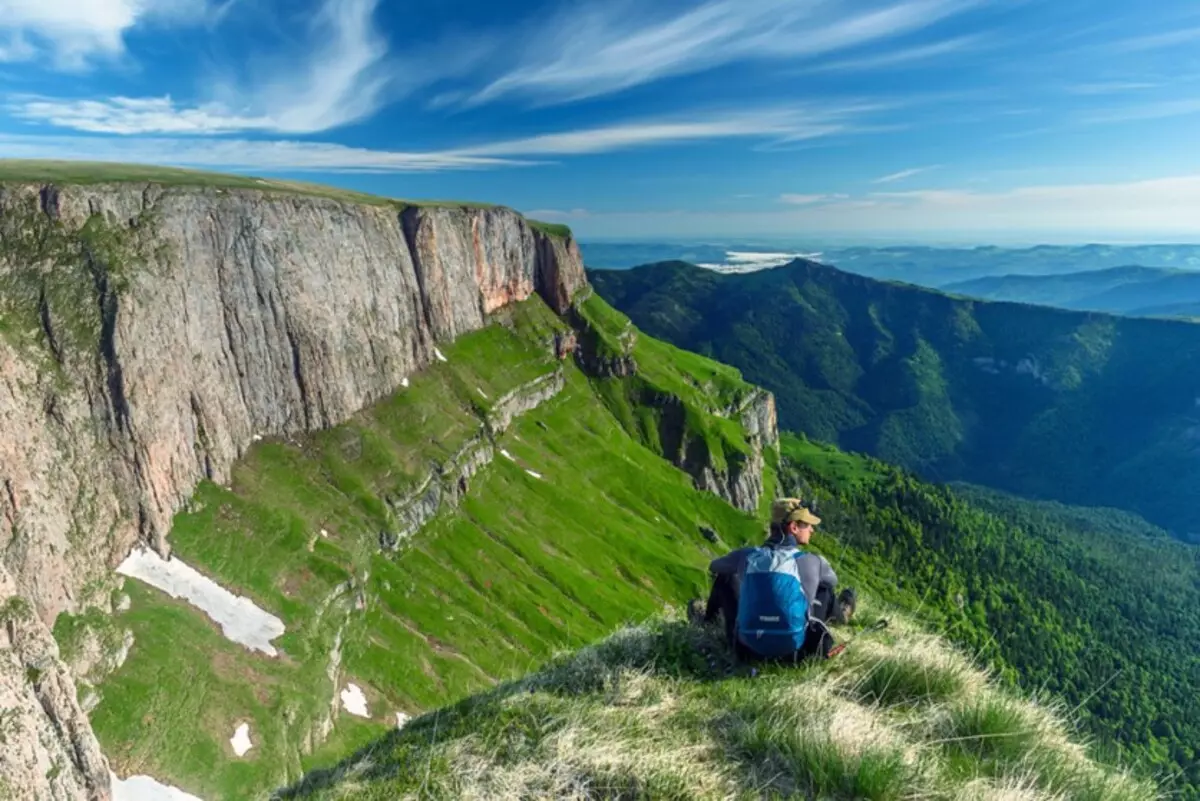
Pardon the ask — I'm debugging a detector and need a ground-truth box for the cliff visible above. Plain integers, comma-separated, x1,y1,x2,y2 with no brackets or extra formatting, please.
0,180,586,799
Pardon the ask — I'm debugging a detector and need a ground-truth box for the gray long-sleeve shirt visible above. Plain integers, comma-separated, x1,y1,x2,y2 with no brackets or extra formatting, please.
710,546,838,611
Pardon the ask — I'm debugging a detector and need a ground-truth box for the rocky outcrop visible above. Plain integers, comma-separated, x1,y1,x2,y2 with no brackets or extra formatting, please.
486,370,565,434
381,369,567,550
0,182,585,798
381,436,496,550
0,567,110,801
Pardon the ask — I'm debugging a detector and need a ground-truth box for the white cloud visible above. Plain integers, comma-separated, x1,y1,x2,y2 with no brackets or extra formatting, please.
464,0,981,106
779,193,846,205
1082,98,1200,124
1113,26,1200,52
11,0,393,134
1064,81,1159,95
797,35,981,74
524,208,590,220
872,165,939,184
0,133,534,172
0,103,873,171
453,105,875,157
0,0,216,69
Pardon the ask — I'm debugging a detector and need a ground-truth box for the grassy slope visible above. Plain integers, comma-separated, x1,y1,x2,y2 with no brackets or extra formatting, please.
0,159,570,237
589,259,1200,540
277,606,1153,801
59,297,772,799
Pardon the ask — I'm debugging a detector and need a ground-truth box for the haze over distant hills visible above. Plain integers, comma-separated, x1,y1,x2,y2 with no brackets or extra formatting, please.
580,242,1200,290
945,266,1200,317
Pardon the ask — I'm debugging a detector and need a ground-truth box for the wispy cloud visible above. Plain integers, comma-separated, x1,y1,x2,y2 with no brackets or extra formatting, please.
1082,98,1200,124
454,105,879,156
0,0,220,70
872,165,939,184
1064,81,1159,95
463,0,982,107
779,193,847,205
797,35,982,74
564,174,1200,239
523,208,590,220
1112,26,1200,52
0,103,880,172
0,132,533,172
10,0,394,135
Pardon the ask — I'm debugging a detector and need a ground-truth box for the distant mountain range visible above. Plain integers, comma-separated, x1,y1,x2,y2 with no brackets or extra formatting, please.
590,258,1200,542
580,241,1200,290
945,266,1200,317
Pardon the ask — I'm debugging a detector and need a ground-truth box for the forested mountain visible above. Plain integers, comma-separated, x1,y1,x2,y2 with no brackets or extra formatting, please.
590,259,1200,541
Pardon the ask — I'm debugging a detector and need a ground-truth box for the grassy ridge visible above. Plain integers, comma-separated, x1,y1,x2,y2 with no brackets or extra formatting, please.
276,608,1153,801
65,297,769,798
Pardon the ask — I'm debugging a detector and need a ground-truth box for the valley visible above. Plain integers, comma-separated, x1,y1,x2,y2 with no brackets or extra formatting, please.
591,258,1200,542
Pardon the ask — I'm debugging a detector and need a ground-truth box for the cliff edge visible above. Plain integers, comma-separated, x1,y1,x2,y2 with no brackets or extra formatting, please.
0,177,585,800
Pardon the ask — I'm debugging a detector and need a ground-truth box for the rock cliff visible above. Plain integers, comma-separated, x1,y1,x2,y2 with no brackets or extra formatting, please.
0,181,586,799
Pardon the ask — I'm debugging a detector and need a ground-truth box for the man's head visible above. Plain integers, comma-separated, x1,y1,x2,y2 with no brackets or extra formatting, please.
770,498,821,546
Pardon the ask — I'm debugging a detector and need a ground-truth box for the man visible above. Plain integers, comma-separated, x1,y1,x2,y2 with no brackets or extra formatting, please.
693,498,855,662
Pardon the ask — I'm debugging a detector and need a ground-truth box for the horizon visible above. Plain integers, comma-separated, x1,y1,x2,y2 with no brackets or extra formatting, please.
2,1,1200,240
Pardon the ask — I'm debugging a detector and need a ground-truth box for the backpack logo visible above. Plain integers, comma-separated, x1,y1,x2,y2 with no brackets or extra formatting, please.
735,547,809,657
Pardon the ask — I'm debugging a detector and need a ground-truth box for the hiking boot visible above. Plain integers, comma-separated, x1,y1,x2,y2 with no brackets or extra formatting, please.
687,598,707,626
834,588,857,625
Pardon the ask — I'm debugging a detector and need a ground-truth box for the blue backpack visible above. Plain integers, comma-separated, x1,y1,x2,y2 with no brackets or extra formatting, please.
736,546,809,657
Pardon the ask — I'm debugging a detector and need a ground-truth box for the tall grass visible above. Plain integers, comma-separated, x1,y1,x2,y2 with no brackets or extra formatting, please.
277,614,1159,801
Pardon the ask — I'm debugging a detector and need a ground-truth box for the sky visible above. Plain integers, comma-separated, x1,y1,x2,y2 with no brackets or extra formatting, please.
2,0,1200,242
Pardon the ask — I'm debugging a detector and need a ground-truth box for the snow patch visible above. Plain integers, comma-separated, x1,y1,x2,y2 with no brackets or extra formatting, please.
401,377,410,388
230,723,253,757
396,711,411,729
111,772,205,801
116,547,286,656
320,528,329,538
500,449,515,461
433,347,448,363
341,683,370,718
525,469,543,480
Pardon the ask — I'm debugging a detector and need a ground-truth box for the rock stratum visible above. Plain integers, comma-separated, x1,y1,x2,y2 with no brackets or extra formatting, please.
0,181,587,800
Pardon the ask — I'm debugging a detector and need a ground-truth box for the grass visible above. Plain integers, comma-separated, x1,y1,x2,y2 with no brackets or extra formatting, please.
574,293,757,477
0,159,571,236
274,602,1155,801
73,295,770,798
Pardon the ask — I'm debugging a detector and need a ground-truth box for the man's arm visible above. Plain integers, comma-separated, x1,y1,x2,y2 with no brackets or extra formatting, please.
817,555,838,588
709,547,752,576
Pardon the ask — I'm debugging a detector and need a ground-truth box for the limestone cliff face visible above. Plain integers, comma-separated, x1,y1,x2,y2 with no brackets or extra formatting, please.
0,183,585,624
0,182,585,799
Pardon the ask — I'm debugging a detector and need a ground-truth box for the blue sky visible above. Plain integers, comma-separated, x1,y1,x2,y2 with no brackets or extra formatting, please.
2,0,1200,242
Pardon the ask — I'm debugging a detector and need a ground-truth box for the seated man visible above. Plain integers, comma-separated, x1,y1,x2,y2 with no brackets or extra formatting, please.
694,498,854,663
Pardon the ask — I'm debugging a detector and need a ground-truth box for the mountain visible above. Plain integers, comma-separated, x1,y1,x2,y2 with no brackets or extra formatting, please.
823,244,1200,287
945,265,1200,316
579,241,1200,286
590,259,1200,541
0,165,1181,800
